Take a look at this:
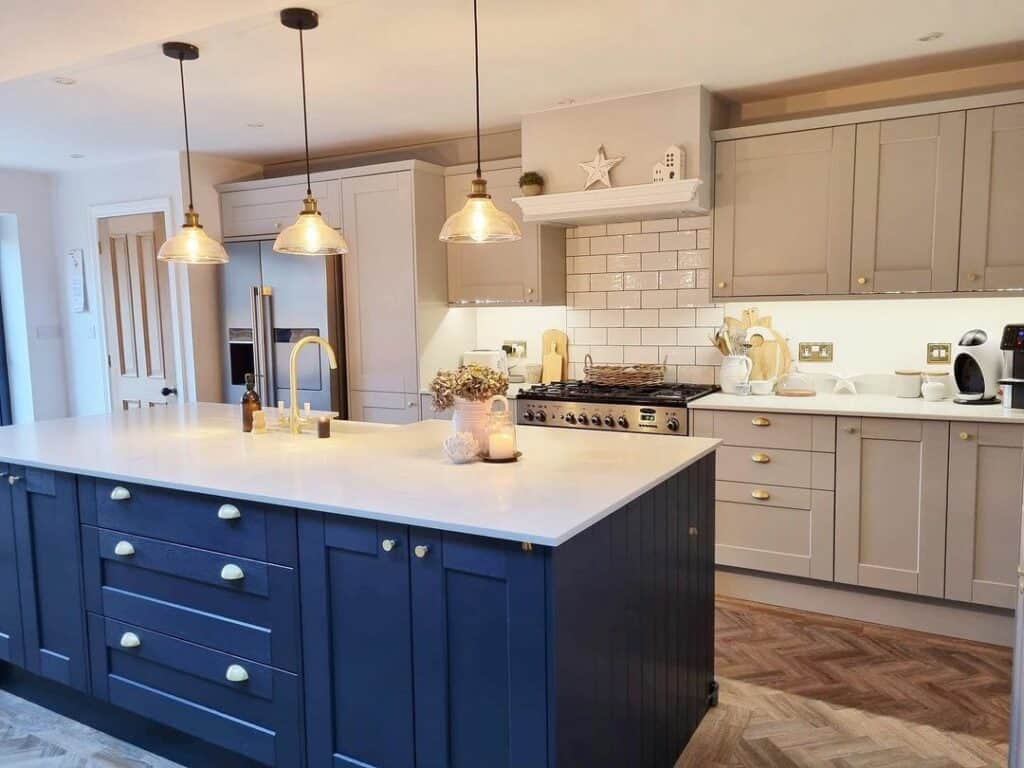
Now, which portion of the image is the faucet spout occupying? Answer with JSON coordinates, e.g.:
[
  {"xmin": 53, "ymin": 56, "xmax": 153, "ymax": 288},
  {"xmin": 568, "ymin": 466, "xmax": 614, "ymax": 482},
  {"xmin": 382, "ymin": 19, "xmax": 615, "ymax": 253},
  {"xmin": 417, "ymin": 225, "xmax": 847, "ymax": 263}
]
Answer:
[{"xmin": 289, "ymin": 335, "xmax": 338, "ymax": 434}]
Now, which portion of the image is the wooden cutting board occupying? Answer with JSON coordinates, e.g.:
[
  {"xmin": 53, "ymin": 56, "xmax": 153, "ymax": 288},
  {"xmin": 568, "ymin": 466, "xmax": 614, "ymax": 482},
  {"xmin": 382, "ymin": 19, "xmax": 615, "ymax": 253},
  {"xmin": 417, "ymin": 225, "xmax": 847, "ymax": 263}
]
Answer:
[{"xmin": 541, "ymin": 328, "xmax": 569, "ymax": 382}]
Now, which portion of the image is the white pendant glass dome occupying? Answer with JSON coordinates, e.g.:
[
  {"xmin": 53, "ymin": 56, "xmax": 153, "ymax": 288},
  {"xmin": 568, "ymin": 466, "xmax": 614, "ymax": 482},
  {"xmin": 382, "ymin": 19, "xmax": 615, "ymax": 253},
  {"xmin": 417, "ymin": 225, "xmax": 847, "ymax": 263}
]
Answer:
[
  {"xmin": 439, "ymin": 178, "xmax": 521, "ymax": 244},
  {"xmin": 273, "ymin": 197, "xmax": 348, "ymax": 256},
  {"xmin": 157, "ymin": 210, "xmax": 229, "ymax": 264}
]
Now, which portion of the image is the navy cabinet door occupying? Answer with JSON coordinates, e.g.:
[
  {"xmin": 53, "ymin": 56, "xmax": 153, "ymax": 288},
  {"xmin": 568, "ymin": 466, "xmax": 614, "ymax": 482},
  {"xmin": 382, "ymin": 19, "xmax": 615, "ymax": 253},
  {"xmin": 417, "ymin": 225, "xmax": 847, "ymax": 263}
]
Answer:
[
  {"xmin": 11, "ymin": 467, "xmax": 89, "ymax": 691},
  {"xmin": 409, "ymin": 528, "xmax": 548, "ymax": 768},
  {"xmin": 299, "ymin": 514, "xmax": 416, "ymax": 768},
  {"xmin": 0, "ymin": 463, "xmax": 24, "ymax": 665}
]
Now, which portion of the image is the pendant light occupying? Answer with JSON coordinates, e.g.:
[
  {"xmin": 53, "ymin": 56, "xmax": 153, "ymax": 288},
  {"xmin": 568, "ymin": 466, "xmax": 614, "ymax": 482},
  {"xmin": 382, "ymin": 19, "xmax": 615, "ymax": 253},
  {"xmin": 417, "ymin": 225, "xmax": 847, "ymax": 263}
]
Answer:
[
  {"xmin": 274, "ymin": 8, "xmax": 348, "ymax": 256},
  {"xmin": 439, "ymin": 0, "xmax": 521, "ymax": 244},
  {"xmin": 157, "ymin": 42, "xmax": 229, "ymax": 265}
]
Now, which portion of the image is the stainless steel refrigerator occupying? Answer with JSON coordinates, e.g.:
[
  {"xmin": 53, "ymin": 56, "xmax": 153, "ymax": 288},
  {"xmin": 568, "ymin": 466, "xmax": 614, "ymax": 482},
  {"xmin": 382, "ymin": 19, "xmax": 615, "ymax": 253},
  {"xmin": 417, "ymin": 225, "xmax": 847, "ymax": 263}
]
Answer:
[{"xmin": 220, "ymin": 240, "xmax": 343, "ymax": 414}]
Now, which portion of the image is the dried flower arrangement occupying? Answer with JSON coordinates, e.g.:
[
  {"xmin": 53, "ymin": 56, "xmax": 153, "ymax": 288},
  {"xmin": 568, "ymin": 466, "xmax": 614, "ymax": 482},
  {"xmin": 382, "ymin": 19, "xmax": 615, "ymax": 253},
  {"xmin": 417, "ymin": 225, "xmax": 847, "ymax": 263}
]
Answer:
[{"xmin": 430, "ymin": 364, "xmax": 509, "ymax": 411}]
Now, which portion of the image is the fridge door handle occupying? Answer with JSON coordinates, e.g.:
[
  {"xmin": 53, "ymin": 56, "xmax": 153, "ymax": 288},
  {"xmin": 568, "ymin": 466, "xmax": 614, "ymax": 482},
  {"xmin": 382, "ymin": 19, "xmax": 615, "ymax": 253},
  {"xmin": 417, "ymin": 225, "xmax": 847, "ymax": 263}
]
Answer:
[
  {"xmin": 250, "ymin": 286, "xmax": 265, "ymax": 394},
  {"xmin": 261, "ymin": 287, "xmax": 276, "ymax": 398}
]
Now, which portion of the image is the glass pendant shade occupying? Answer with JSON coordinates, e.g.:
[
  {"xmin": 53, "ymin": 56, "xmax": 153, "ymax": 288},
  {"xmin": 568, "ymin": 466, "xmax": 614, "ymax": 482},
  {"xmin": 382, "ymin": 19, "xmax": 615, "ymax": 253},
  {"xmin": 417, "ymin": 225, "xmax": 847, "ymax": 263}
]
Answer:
[
  {"xmin": 158, "ymin": 210, "xmax": 229, "ymax": 264},
  {"xmin": 273, "ymin": 196, "xmax": 348, "ymax": 255},
  {"xmin": 439, "ymin": 178, "xmax": 521, "ymax": 244}
]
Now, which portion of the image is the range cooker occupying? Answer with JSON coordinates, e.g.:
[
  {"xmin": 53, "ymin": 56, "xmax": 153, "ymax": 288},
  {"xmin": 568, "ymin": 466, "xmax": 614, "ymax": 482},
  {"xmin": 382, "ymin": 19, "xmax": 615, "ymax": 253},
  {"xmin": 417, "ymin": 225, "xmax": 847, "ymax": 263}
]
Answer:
[{"xmin": 516, "ymin": 381, "xmax": 719, "ymax": 436}]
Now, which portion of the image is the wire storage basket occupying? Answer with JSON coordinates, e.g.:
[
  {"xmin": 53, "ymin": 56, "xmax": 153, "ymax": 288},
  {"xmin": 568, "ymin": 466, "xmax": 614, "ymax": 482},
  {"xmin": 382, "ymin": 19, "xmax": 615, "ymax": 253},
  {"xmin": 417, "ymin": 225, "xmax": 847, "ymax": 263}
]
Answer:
[{"xmin": 583, "ymin": 354, "xmax": 666, "ymax": 386}]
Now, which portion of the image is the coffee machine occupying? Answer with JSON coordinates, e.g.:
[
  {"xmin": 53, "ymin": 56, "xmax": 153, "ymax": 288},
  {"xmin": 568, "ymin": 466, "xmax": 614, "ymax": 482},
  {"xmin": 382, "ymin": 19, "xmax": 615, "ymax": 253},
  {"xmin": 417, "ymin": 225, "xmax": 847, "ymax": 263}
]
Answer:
[
  {"xmin": 999, "ymin": 324, "xmax": 1024, "ymax": 409},
  {"xmin": 953, "ymin": 329, "xmax": 1003, "ymax": 404}
]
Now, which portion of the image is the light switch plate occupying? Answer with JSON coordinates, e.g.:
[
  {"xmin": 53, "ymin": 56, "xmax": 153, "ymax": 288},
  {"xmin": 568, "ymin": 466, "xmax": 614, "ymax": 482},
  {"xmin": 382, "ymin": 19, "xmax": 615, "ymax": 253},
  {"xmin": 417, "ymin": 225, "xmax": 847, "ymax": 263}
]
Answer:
[
  {"xmin": 798, "ymin": 342, "xmax": 834, "ymax": 363},
  {"xmin": 927, "ymin": 343, "xmax": 951, "ymax": 365}
]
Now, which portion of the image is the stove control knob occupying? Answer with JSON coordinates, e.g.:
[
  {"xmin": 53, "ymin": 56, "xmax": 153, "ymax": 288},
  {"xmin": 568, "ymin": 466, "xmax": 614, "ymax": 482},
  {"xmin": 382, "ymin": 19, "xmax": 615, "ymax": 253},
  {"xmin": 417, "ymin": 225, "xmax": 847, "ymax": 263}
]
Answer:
[
  {"xmin": 565, "ymin": 413, "xmax": 576, "ymax": 424},
  {"xmin": 667, "ymin": 417, "xmax": 680, "ymax": 432},
  {"xmin": 578, "ymin": 414, "xmax": 589, "ymax": 425},
  {"xmin": 604, "ymin": 416, "xmax": 615, "ymax": 427},
  {"xmin": 535, "ymin": 411, "xmax": 546, "ymax": 423},
  {"xmin": 617, "ymin": 416, "xmax": 629, "ymax": 429},
  {"xmin": 523, "ymin": 410, "xmax": 534, "ymax": 422}
]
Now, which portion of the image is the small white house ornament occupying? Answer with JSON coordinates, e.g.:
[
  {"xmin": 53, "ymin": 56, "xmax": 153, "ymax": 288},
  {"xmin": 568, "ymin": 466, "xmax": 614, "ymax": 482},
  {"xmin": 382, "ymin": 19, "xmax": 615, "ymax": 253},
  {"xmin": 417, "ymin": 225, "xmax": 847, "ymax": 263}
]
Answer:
[
  {"xmin": 578, "ymin": 145, "xmax": 623, "ymax": 190},
  {"xmin": 652, "ymin": 144, "xmax": 685, "ymax": 183}
]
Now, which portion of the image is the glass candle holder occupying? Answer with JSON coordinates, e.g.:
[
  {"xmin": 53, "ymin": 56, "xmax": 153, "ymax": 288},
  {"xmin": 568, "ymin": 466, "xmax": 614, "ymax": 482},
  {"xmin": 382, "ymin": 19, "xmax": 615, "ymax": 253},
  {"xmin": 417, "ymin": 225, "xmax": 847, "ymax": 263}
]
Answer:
[{"xmin": 485, "ymin": 395, "xmax": 517, "ymax": 460}]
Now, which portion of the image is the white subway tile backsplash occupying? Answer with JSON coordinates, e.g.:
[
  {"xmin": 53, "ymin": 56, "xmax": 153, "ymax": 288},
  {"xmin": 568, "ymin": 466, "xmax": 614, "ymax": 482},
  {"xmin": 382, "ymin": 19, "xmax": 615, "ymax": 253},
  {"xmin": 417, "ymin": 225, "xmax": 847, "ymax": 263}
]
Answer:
[
  {"xmin": 623, "ymin": 233, "xmax": 660, "ymax": 253},
  {"xmin": 574, "ymin": 292, "xmax": 607, "ymax": 309},
  {"xmin": 590, "ymin": 235, "xmax": 624, "ymax": 255},
  {"xmin": 566, "ymin": 274, "xmax": 590, "ymax": 293},
  {"xmin": 641, "ymin": 218, "xmax": 678, "ymax": 233},
  {"xmin": 606, "ymin": 290, "xmax": 642, "ymax": 309},
  {"xmin": 677, "ymin": 366, "xmax": 716, "ymax": 385},
  {"xmin": 641, "ymin": 252, "xmax": 677, "ymax": 271},
  {"xmin": 697, "ymin": 229, "xmax": 712, "ymax": 249},
  {"xmin": 607, "ymin": 327, "xmax": 641, "ymax": 345},
  {"xmin": 607, "ymin": 221, "xmax": 641, "ymax": 235},
  {"xmin": 606, "ymin": 253, "xmax": 641, "ymax": 272},
  {"xmin": 576, "ymin": 224, "xmax": 607, "ymax": 237},
  {"xmin": 660, "ymin": 230, "xmax": 697, "ymax": 251},
  {"xmin": 641, "ymin": 290, "xmax": 677, "ymax": 309},
  {"xmin": 659, "ymin": 270, "xmax": 696, "ymax": 290},
  {"xmin": 695, "ymin": 269, "xmax": 711, "ymax": 289},
  {"xmin": 566, "ymin": 310, "xmax": 591, "ymax": 327},
  {"xmin": 572, "ymin": 327, "xmax": 607, "ymax": 345},
  {"xmin": 659, "ymin": 308, "xmax": 696, "ymax": 327},
  {"xmin": 574, "ymin": 255, "xmax": 607, "ymax": 273},
  {"xmin": 660, "ymin": 346, "xmax": 696, "ymax": 366},
  {"xmin": 590, "ymin": 272, "xmax": 624, "ymax": 291},
  {"xmin": 565, "ymin": 227, "xmax": 578, "ymax": 239},
  {"xmin": 677, "ymin": 327, "xmax": 713, "ymax": 346},
  {"xmin": 677, "ymin": 288, "xmax": 712, "ymax": 306},
  {"xmin": 624, "ymin": 309, "xmax": 659, "ymax": 327},
  {"xmin": 695, "ymin": 346, "xmax": 723, "ymax": 365},
  {"xmin": 695, "ymin": 306, "xmax": 725, "ymax": 326},
  {"xmin": 641, "ymin": 327, "xmax": 677, "ymax": 346},
  {"xmin": 677, "ymin": 249, "xmax": 711, "ymax": 269},
  {"xmin": 624, "ymin": 271, "xmax": 658, "ymax": 290},
  {"xmin": 567, "ymin": 238, "xmax": 591, "ymax": 257},
  {"xmin": 623, "ymin": 346, "xmax": 661, "ymax": 364},
  {"xmin": 590, "ymin": 345, "xmax": 624, "ymax": 363},
  {"xmin": 568, "ymin": 345, "xmax": 590, "ymax": 363},
  {"xmin": 589, "ymin": 309, "xmax": 624, "ymax": 327},
  {"xmin": 679, "ymin": 215, "xmax": 711, "ymax": 230}
]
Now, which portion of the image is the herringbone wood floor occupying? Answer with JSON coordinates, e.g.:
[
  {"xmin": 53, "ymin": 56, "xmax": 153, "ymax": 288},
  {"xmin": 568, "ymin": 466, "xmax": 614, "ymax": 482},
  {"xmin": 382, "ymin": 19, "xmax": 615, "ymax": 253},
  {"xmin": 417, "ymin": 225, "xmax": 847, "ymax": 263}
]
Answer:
[{"xmin": 678, "ymin": 597, "xmax": 1013, "ymax": 767}]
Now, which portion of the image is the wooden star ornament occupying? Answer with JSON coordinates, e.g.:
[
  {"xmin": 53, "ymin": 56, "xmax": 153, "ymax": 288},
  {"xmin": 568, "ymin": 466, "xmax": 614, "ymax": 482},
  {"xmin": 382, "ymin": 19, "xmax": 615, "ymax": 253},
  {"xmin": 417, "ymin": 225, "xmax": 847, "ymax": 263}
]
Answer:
[{"xmin": 578, "ymin": 145, "xmax": 623, "ymax": 190}]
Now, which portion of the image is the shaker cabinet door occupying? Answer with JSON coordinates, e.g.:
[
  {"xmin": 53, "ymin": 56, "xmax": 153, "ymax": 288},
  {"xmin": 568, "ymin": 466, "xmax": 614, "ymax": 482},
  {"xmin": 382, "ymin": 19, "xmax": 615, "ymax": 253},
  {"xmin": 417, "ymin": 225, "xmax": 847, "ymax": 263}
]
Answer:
[
  {"xmin": 945, "ymin": 422, "xmax": 1024, "ymax": 609},
  {"xmin": 959, "ymin": 104, "xmax": 1024, "ymax": 291},
  {"xmin": 299, "ymin": 515, "xmax": 416, "ymax": 768},
  {"xmin": 0, "ymin": 463, "xmax": 24, "ymax": 666},
  {"xmin": 11, "ymin": 467, "xmax": 89, "ymax": 691},
  {"xmin": 835, "ymin": 418, "xmax": 949, "ymax": 597},
  {"xmin": 409, "ymin": 529, "xmax": 548, "ymax": 768},
  {"xmin": 713, "ymin": 125, "xmax": 855, "ymax": 297},
  {"xmin": 851, "ymin": 112, "xmax": 964, "ymax": 293}
]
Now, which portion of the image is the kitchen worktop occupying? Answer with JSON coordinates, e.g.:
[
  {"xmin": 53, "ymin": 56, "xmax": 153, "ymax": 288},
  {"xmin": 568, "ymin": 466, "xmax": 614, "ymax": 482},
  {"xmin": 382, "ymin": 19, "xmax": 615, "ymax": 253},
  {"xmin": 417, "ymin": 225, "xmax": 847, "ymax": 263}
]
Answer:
[
  {"xmin": 690, "ymin": 391, "xmax": 1024, "ymax": 423},
  {"xmin": 0, "ymin": 403, "xmax": 718, "ymax": 546}
]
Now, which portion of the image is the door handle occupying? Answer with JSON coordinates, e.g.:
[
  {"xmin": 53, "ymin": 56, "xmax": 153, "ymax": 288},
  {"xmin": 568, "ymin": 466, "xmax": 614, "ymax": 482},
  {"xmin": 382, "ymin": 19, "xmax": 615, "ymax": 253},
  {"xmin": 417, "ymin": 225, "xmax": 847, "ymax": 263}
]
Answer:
[
  {"xmin": 161, "ymin": 387, "xmax": 178, "ymax": 397},
  {"xmin": 751, "ymin": 489, "xmax": 771, "ymax": 501},
  {"xmin": 414, "ymin": 544, "xmax": 430, "ymax": 559},
  {"xmin": 225, "ymin": 664, "xmax": 249, "ymax": 683},
  {"xmin": 751, "ymin": 416, "xmax": 770, "ymax": 427},
  {"xmin": 114, "ymin": 540, "xmax": 135, "ymax": 557},
  {"xmin": 751, "ymin": 452, "xmax": 771, "ymax": 464},
  {"xmin": 381, "ymin": 538, "xmax": 397, "ymax": 553},
  {"xmin": 7, "ymin": 475, "xmax": 21, "ymax": 486},
  {"xmin": 220, "ymin": 563, "xmax": 245, "ymax": 581},
  {"xmin": 119, "ymin": 632, "xmax": 141, "ymax": 649},
  {"xmin": 110, "ymin": 485, "xmax": 131, "ymax": 501},
  {"xmin": 217, "ymin": 504, "xmax": 241, "ymax": 520}
]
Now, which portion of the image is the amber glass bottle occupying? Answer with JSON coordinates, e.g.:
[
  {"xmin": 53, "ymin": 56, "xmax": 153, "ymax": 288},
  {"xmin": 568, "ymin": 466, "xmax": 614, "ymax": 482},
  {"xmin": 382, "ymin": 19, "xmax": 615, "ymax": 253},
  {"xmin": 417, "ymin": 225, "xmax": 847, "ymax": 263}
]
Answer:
[{"xmin": 241, "ymin": 373, "xmax": 262, "ymax": 432}]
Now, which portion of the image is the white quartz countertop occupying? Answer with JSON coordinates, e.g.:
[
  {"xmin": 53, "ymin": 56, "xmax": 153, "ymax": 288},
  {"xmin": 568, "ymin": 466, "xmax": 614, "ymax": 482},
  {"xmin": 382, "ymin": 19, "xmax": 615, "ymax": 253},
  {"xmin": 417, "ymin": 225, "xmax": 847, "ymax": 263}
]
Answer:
[
  {"xmin": 691, "ymin": 392, "xmax": 1024, "ymax": 424},
  {"xmin": 0, "ymin": 404, "xmax": 719, "ymax": 546}
]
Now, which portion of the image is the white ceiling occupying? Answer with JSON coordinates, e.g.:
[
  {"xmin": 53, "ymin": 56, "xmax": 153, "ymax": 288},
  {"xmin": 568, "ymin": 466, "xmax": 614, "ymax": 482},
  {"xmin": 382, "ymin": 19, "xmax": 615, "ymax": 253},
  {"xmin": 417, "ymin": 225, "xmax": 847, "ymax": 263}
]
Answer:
[{"xmin": 3, "ymin": 0, "xmax": 1024, "ymax": 172}]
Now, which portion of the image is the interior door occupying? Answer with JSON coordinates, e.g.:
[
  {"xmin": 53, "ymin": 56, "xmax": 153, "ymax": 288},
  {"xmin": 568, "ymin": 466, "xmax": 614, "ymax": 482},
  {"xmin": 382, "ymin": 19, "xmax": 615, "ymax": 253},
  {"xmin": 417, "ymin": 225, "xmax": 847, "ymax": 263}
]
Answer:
[
  {"xmin": 98, "ymin": 213, "xmax": 177, "ymax": 409},
  {"xmin": 851, "ymin": 112, "xmax": 964, "ymax": 293}
]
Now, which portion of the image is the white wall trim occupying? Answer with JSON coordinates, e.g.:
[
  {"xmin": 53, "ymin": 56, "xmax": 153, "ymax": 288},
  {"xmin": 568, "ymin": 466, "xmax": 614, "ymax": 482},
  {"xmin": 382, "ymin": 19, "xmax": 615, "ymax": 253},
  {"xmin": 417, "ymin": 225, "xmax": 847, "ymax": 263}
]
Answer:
[{"xmin": 87, "ymin": 197, "xmax": 194, "ymax": 409}]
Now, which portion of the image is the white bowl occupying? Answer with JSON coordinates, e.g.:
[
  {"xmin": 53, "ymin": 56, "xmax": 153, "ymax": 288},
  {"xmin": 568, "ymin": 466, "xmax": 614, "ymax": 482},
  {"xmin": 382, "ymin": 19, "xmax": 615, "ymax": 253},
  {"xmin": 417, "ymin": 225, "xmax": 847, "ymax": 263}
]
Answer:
[{"xmin": 749, "ymin": 379, "xmax": 775, "ymax": 396}]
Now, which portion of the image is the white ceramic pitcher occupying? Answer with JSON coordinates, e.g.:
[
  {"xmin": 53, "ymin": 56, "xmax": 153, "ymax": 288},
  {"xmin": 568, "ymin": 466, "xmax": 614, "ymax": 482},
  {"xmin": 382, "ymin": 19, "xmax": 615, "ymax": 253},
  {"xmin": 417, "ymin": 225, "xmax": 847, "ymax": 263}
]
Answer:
[{"xmin": 720, "ymin": 355, "xmax": 752, "ymax": 394}]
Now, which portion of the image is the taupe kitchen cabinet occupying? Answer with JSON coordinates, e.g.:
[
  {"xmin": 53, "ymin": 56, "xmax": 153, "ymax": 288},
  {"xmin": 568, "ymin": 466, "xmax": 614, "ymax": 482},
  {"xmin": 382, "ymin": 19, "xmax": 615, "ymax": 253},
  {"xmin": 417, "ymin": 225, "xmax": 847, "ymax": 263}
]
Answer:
[
  {"xmin": 340, "ymin": 163, "xmax": 450, "ymax": 423},
  {"xmin": 220, "ymin": 178, "xmax": 342, "ymax": 239},
  {"xmin": 851, "ymin": 113, "xmax": 964, "ymax": 293},
  {"xmin": 959, "ymin": 103, "xmax": 1024, "ymax": 291},
  {"xmin": 692, "ymin": 410, "xmax": 836, "ymax": 581},
  {"xmin": 445, "ymin": 161, "xmax": 565, "ymax": 306},
  {"xmin": 713, "ymin": 125, "xmax": 855, "ymax": 298},
  {"xmin": 835, "ymin": 417, "xmax": 949, "ymax": 598},
  {"xmin": 945, "ymin": 422, "xmax": 1024, "ymax": 609}
]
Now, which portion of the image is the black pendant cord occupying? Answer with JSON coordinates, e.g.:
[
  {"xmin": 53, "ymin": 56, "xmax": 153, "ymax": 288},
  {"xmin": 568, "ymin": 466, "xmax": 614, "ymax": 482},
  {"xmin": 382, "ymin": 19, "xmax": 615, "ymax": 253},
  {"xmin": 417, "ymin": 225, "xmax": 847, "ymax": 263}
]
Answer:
[
  {"xmin": 473, "ymin": 0, "xmax": 481, "ymax": 180},
  {"xmin": 178, "ymin": 58, "xmax": 195, "ymax": 213},
  {"xmin": 299, "ymin": 27, "xmax": 312, "ymax": 197}
]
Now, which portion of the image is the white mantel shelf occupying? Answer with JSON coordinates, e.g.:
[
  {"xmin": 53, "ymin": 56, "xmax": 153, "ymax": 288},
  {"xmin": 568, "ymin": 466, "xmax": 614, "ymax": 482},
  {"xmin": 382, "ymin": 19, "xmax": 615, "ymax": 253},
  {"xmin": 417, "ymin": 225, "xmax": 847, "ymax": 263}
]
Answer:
[{"xmin": 513, "ymin": 179, "xmax": 706, "ymax": 225}]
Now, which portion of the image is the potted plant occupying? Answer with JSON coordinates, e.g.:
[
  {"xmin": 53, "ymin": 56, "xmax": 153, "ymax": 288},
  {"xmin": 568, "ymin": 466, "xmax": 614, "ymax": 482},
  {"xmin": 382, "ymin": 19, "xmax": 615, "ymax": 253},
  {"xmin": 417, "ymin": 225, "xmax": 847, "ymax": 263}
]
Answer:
[
  {"xmin": 431, "ymin": 364, "xmax": 509, "ymax": 447},
  {"xmin": 518, "ymin": 171, "xmax": 544, "ymax": 196}
]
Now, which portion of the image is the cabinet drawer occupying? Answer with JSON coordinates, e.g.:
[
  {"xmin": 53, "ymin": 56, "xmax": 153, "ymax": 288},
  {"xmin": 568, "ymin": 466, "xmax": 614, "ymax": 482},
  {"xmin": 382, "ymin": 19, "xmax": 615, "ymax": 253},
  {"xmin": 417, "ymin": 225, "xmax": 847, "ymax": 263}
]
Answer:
[
  {"xmin": 708, "ymin": 411, "xmax": 835, "ymax": 452},
  {"xmin": 88, "ymin": 614, "xmax": 302, "ymax": 767},
  {"xmin": 82, "ymin": 526, "xmax": 299, "ymax": 671},
  {"xmin": 718, "ymin": 446, "xmax": 834, "ymax": 490},
  {"xmin": 81, "ymin": 478, "xmax": 296, "ymax": 566},
  {"xmin": 716, "ymin": 480, "xmax": 810, "ymax": 510}
]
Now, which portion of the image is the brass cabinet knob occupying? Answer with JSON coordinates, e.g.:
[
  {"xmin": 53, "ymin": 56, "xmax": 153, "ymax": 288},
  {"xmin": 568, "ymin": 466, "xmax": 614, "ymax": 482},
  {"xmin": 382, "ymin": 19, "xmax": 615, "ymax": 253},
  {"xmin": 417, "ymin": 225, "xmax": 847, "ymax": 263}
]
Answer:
[
  {"xmin": 751, "ymin": 416, "xmax": 771, "ymax": 427},
  {"xmin": 751, "ymin": 452, "xmax": 771, "ymax": 464},
  {"xmin": 751, "ymin": 489, "xmax": 770, "ymax": 501},
  {"xmin": 959, "ymin": 431, "xmax": 971, "ymax": 440},
  {"xmin": 844, "ymin": 426, "xmax": 857, "ymax": 434},
  {"xmin": 381, "ymin": 538, "xmax": 397, "ymax": 553},
  {"xmin": 414, "ymin": 544, "xmax": 430, "ymax": 559},
  {"xmin": 688, "ymin": 526, "xmax": 699, "ymax": 537},
  {"xmin": 856, "ymin": 276, "xmax": 867, "ymax": 286},
  {"xmin": 967, "ymin": 272, "xmax": 978, "ymax": 281},
  {"xmin": 716, "ymin": 281, "xmax": 727, "ymax": 289}
]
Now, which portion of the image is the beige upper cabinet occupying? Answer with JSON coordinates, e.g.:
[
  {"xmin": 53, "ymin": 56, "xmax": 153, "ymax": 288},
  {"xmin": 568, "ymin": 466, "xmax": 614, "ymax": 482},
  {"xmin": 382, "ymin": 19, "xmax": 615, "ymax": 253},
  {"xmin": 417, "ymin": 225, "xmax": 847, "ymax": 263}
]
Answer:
[
  {"xmin": 445, "ymin": 165, "xmax": 565, "ymax": 306},
  {"xmin": 713, "ymin": 126, "xmax": 855, "ymax": 298},
  {"xmin": 959, "ymin": 104, "xmax": 1024, "ymax": 291},
  {"xmin": 945, "ymin": 423, "xmax": 1024, "ymax": 609},
  {"xmin": 851, "ymin": 113, "xmax": 964, "ymax": 294},
  {"xmin": 220, "ymin": 179, "xmax": 342, "ymax": 240},
  {"xmin": 835, "ymin": 417, "xmax": 949, "ymax": 598}
]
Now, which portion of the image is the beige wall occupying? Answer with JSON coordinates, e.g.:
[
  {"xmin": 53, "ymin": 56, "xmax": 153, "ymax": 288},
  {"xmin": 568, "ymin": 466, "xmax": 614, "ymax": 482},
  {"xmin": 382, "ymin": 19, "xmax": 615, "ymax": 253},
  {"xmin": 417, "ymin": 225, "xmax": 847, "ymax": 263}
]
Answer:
[{"xmin": 522, "ymin": 87, "xmax": 712, "ymax": 196}]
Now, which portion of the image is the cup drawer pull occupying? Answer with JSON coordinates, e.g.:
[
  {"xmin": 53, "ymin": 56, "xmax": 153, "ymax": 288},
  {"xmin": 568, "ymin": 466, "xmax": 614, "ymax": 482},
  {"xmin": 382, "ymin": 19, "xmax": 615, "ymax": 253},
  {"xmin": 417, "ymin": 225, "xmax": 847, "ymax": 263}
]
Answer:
[
  {"xmin": 751, "ymin": 417, "xmax": 771, "ymax": 427},
  {"xmin": 751, "ymin": 489, "xmax": 771, "ymax": 501},
  {"xmin": 119, "ymin": 632, "xmax": 141, "ymax": 649},
  {"xmin": 110, "ymin": 486, "xmax": 131, "ymax": 501},
  {"xmin": 225, "ymin": 664, "xmax": 249, "ymax": 683},
  {"xmin": 220, "ymin": 563, "xmax": 245, "ymax": 581},
  {"xmin": 751, "ymin": 453, "xmax": 771, "ymax": 464},
  {"xmin": 217, "ymin": 504, "xmax": 241, "ymax": 520},
  {"xmin": 114, "ymin": 540, "xmax": 135, "ymax": 557}
]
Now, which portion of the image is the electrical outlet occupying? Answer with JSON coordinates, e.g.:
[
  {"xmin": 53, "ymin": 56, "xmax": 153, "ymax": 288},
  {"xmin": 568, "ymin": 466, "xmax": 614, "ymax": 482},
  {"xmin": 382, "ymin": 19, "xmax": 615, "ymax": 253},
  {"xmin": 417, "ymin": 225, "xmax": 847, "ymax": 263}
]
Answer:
[
  {"xmin": 927, "ymin": 342, "xmax": 951, "ymax": 365},
  {"xmin": 798, "ymin": 342, "xmax": 834, "ymax": 363},
  {"xmin": 502, "ymin": 340, "xmax": 527, "ymax": 360}
]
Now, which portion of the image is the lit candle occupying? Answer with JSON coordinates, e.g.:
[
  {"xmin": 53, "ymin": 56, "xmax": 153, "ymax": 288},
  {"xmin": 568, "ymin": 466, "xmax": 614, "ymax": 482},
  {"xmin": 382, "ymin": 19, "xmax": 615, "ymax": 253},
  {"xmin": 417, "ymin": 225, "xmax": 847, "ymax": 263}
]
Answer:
[{"xmin": 488, "ymin": 431, "xmax": 515, "ymax": 460}]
